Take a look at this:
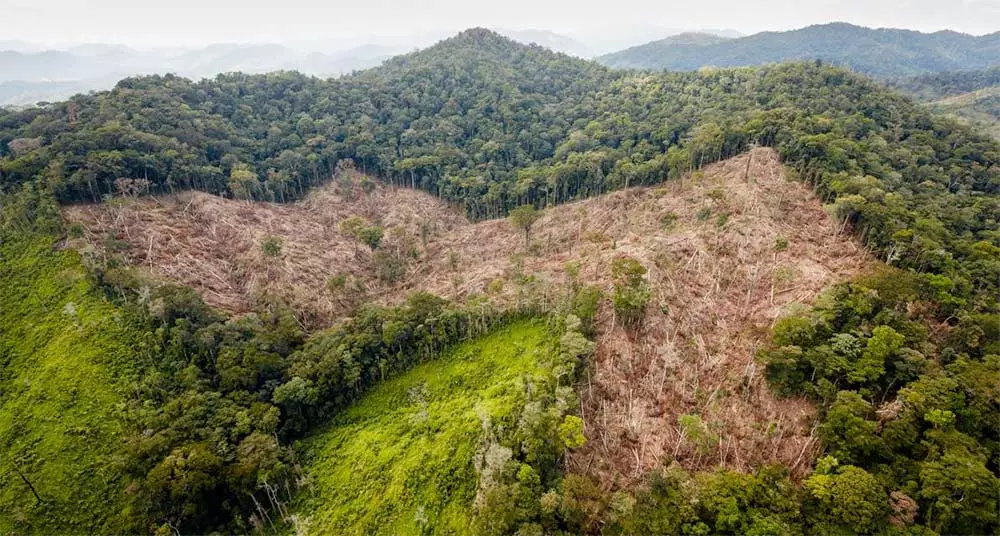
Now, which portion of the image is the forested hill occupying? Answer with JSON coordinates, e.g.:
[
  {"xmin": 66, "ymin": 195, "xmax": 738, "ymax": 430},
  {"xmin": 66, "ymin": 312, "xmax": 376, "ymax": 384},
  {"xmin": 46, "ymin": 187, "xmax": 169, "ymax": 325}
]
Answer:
[
  {"xmin": 889, "ymin": 66, "xmax": 1000, "ymax": 101},
  {"xmin": 889, "ymin": 67, "xmax": 1000, "ymax": 138},
  {"xmin": 597, "ymin": 22, "xmax": 1000, "ymax": 76},
  {"xmin": 2, "ymin": 28, "xmax": 1000, "ymax": 534}
]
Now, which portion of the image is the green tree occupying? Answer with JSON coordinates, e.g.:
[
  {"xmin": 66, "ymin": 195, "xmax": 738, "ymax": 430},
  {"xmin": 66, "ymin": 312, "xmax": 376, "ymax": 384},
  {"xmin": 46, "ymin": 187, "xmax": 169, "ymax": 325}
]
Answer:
[{"xmin": 508, "ymin": 205, "xmax": 540, "ymax": 246}]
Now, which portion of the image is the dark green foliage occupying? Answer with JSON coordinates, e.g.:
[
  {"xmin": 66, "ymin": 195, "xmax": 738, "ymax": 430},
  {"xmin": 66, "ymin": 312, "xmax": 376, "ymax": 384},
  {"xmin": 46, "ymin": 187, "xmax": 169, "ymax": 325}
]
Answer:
[
  {"xmin": 761, "ymin": 272, "xmax": 1000, "ymax": 534},
  {"xmin": 603, "ymin": 466, "xmax": 804, "ymax": 535},
  {"xmin": 803, "ymin": 463, "xmax": 890, "ymax": 534},
  {"xmin": 260, "ymin": 235, "xmax": 282, "ymax": 257}
]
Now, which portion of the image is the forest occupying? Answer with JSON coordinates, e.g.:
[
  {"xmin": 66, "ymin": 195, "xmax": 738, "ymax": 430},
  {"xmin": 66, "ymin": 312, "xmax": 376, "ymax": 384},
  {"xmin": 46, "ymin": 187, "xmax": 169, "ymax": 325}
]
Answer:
[{"xmin": 1, "ymin": 28, "xmax": 998, "ymax": 534}]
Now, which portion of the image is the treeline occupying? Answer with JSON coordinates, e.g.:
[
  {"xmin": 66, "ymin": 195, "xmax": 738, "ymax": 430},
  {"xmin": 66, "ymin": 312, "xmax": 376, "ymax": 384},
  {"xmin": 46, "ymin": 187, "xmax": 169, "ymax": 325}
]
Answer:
[{"xmin": 1, "ymin": 30, "xmax": 992, "ymax": 226}]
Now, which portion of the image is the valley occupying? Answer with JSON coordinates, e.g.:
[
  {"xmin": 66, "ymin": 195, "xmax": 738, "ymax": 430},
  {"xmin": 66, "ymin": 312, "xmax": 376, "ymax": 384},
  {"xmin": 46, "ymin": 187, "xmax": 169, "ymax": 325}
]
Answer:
[{"xmin": 66, "ymin": 148, "xmax": 870, "ymax": 486}]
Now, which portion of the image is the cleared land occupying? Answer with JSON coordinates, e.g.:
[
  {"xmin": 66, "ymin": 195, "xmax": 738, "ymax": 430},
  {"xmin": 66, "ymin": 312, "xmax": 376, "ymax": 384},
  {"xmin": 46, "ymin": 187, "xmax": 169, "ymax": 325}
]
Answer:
[
  {"xmin": 66, "ymin": 148, "xmax": 871, "ymax": 482},
  {"xmin": 290, "ymin": 320, "xmax": 550, "ymax": 535}
]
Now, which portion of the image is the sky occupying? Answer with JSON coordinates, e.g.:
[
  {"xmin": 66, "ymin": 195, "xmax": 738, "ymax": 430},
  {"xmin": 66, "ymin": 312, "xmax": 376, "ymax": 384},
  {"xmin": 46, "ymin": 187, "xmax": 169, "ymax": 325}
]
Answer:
[{"xmin": 2, "ymin": 0, "xmax": 999, "ymax": 46}]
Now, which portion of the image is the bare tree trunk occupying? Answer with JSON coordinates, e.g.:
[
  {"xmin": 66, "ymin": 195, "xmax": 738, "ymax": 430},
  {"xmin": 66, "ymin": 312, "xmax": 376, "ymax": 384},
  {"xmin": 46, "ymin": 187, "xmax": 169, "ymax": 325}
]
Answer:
[{"xmin": 15, "ymin": 466, "xmax": 42, "ymax": 504}]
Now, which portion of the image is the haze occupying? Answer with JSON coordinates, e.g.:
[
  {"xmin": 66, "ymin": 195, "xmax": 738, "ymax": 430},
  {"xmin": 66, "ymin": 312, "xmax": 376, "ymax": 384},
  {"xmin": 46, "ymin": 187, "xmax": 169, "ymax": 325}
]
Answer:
[{"xmin": 3, "ymin": 0, "xmax": 999, "ymax": 47}]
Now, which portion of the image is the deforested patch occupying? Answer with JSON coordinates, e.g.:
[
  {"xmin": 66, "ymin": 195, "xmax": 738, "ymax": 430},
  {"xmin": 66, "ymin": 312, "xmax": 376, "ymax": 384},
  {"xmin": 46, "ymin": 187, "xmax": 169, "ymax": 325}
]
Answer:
[{"xmin": 64, "ymin": 148, "xmax": 871, "ymax": 482}]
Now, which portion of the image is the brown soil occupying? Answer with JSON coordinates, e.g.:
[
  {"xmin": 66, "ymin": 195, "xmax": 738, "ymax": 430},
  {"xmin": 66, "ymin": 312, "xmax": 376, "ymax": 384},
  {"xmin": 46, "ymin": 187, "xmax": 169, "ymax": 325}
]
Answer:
[{"xmin": 64, "ymin": 148, "xmax": 870, "ymax": 482}]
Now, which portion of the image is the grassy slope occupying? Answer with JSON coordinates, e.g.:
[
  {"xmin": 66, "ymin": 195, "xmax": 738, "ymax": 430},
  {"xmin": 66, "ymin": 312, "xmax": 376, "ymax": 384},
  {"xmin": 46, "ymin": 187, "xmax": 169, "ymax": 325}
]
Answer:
[
  {"xmin": 0, "ymin": 237, "xmax": 138, "ymax": 533},
  {"xmin": 292, "ymin": 320, "xmax": 550, "ymax": 535},
  {"xmin": 930, "ymin": 86, "xmax": 1000, "ymax": 139}
]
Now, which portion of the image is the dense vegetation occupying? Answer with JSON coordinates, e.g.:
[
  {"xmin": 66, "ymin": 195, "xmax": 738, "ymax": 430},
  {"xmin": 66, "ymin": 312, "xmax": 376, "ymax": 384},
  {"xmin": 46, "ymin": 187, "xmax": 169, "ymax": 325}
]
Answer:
[
  {"xmin": 889, "ymin": 67, "xmax": 1000, "ymax": 139},
  {"xmin": 1, "ymin": 28, "xmax": 999, "ymax": 534},
  {"xmin": 292, "ymin": 319, "xmax": 579, "ymax": 534},
  {"xmin": 889, "ymin": 66, "xmax": 1000, "ymax": 101},
  {"xmin": 0, "ymin": 233, "xmax": 140, "ymax": 533},
  {"xmin": 597, "ymin": 22, "xmax": 1000, "ymax": 76}
]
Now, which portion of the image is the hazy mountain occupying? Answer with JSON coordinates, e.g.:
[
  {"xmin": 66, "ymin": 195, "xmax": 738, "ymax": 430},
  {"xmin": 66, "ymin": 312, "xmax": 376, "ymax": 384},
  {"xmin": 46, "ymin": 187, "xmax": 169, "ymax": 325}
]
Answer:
[
  {"xmin": 497, "ymin": 28, "xmax": 595, "ymax": 57},
  {"xmin": 0, "ymin": 41, "xmax": 404, "ymax": 105},
  {"xmin": 597, "ymin": 22, "xmax": 1000, "ymax": 76}
]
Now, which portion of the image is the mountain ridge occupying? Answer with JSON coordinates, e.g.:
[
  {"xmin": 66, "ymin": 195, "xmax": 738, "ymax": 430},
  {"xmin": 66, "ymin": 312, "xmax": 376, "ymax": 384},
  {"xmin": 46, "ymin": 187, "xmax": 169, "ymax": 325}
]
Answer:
[{"xmin": 597, "ymin": 22, "xmax": 1000, "ymax": 76}]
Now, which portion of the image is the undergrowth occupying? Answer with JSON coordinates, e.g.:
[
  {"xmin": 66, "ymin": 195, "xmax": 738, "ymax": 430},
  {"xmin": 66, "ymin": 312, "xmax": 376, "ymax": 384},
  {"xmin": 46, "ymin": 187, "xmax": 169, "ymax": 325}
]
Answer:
[
  {"xmin": 291, "ymin": 320, "xmax": 552, "ymax": 535},
  {"xmin": 0, "ymin": 236, "xmax": 141, "ymax": 533}
]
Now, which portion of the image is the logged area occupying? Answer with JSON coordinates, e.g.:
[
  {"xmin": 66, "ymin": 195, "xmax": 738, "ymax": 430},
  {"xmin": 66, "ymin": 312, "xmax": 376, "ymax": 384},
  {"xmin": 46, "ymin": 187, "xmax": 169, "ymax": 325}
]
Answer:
[
  {"xmin": 66, "ymin": 148, "xmax": 870, "ymax": 480},
  {"xmin": 66, "ymin": 180, "xmax": 468, "ymax": 325},
  {"xmin": 291, "ymin": 320, "xmax": 551, "ymax": 535}
]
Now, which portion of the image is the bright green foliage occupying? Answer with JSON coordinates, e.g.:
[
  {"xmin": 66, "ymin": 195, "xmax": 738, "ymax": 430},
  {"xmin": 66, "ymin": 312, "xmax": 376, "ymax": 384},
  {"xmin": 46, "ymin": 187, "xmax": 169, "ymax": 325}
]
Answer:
[
  {"xmin": 559, "ymin": 415, "xmax": 587, "ymax": 450},
  {"xmin": 0, "ymin": 237, "xmax": 141, "ymax": 533},
  {"xmin": 678, "ymin": 414, "xmax": 719, "ymax": 455},
  {"xmin": 339, "ymin": 216, "xmax": 384, "ymax": 250},
  {"xmin": 803, "ymin": 465, "xmax": 889, "ymax": 534},
  {"xmin": 850, "ymin": 325, "xmax": 904, "ymax": 383},
  {"xmin": 291, "ymin": 321, "xmax": 550, "ymax": 535}
]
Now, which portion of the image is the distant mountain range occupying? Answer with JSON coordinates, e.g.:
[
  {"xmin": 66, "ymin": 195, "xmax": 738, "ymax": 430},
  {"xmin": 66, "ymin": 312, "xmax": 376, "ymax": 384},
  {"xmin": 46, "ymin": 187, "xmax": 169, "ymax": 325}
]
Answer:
[
  {"xmin": 0, "ymin": 26, "xmax": 744, "ymax": 106},
  {"xmin": 0, "ymin": 42, "xmax": 408, "ymax": 106},
  {"xmin": 7, "ymin": 22, "xmax": 1000, "ymax": 107},
  {"xmin": 597, "ymin": 22, "xmax": 1000, "ymax": 77},
  {"xmin": 499, "ymin": 27, "xmax": 741, "ymax": 58}
]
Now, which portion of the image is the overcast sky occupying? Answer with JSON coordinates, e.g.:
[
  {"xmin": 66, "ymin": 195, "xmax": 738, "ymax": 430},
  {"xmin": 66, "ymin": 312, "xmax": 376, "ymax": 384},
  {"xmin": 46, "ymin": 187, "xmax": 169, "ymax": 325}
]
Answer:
[{"xmin": 2, "ymin": 0, "xmax": 998, "ymax": 46}]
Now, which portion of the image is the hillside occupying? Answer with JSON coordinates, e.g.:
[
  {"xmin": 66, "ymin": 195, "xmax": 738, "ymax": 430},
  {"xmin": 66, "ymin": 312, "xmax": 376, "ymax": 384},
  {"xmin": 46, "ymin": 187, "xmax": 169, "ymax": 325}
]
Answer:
[
  {"xmin": 0, "ymin": 238, "xmax": 140, "ymax": 533},
  {"xmin": 888, "ymin": 66, "xmax": 1000, "ymax": 100},
  {"xmin": 292, "ymin": 320, "xmax": 552, "ymax": 534},
  {"xmin": 889, "ymin": 67, "xmax": 1000, "ymax": 138},
  {"xmin": 926, "ymin": 87, "xmax": 1000, "ymax": 139},
  {"xmin": 66, "ymin": 148, "xmax": 869, "ymax": 480},
  {"xmin": 597, "ymin": 22, "xmax": 1000, "ymax": 76},
  {"xmin": 2, "ymin": 28, "xmax": 1000, "ymax": 534}
]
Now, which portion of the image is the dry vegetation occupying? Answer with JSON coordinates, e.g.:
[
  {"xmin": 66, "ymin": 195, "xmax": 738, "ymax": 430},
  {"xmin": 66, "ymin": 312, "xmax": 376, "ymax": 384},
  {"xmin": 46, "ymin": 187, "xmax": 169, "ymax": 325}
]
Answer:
[{"xmin": 65, "ymin": 148, "xmax": 870, "ymax": 483}]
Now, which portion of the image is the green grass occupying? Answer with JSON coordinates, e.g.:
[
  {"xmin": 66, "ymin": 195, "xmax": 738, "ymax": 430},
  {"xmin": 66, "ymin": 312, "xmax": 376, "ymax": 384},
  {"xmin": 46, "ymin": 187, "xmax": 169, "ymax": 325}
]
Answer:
[
  {"xmin": 292, "ymin": 320, "xmax": 552, "ymax": 535},
  {"xmin": 0, "ymin": 237, "xmax": 140, "ymax": 533},
  {"xmin": 930, "ymin": 86, "xmax": 1000, "ymax": 139}
]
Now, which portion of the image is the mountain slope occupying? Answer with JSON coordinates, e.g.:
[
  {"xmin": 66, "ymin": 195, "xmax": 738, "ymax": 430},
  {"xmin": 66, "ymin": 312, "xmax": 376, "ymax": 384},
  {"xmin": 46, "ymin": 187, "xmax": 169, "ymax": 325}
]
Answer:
[
  {"xmin": 598, "ymin": 22, "xmax": 1000, "ymax": 76},
  {"xmin": 65, "ymin": 149, "xmax": 870, "ymax": 479},
  {"xmin": 889, "ymin": 67, "xmax": 1000, "ymax": 138},
  {"xmin": 292, "ymin": 320, "xmax": 551, "ymax": 534},
  {"xmin": 0, "ymin": 238, "xmax": 140, "ymax": 533},
  {"xmin": 2, "ymin": 28, "xmax": 999, "ymax": 534}
]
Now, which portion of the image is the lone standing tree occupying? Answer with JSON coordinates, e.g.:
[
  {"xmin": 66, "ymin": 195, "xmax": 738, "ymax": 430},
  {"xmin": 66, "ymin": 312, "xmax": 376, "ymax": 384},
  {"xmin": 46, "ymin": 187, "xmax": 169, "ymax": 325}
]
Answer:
[{"xmin": 507, "ymin": 205, "xmax": 540, "ymax": 247}]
